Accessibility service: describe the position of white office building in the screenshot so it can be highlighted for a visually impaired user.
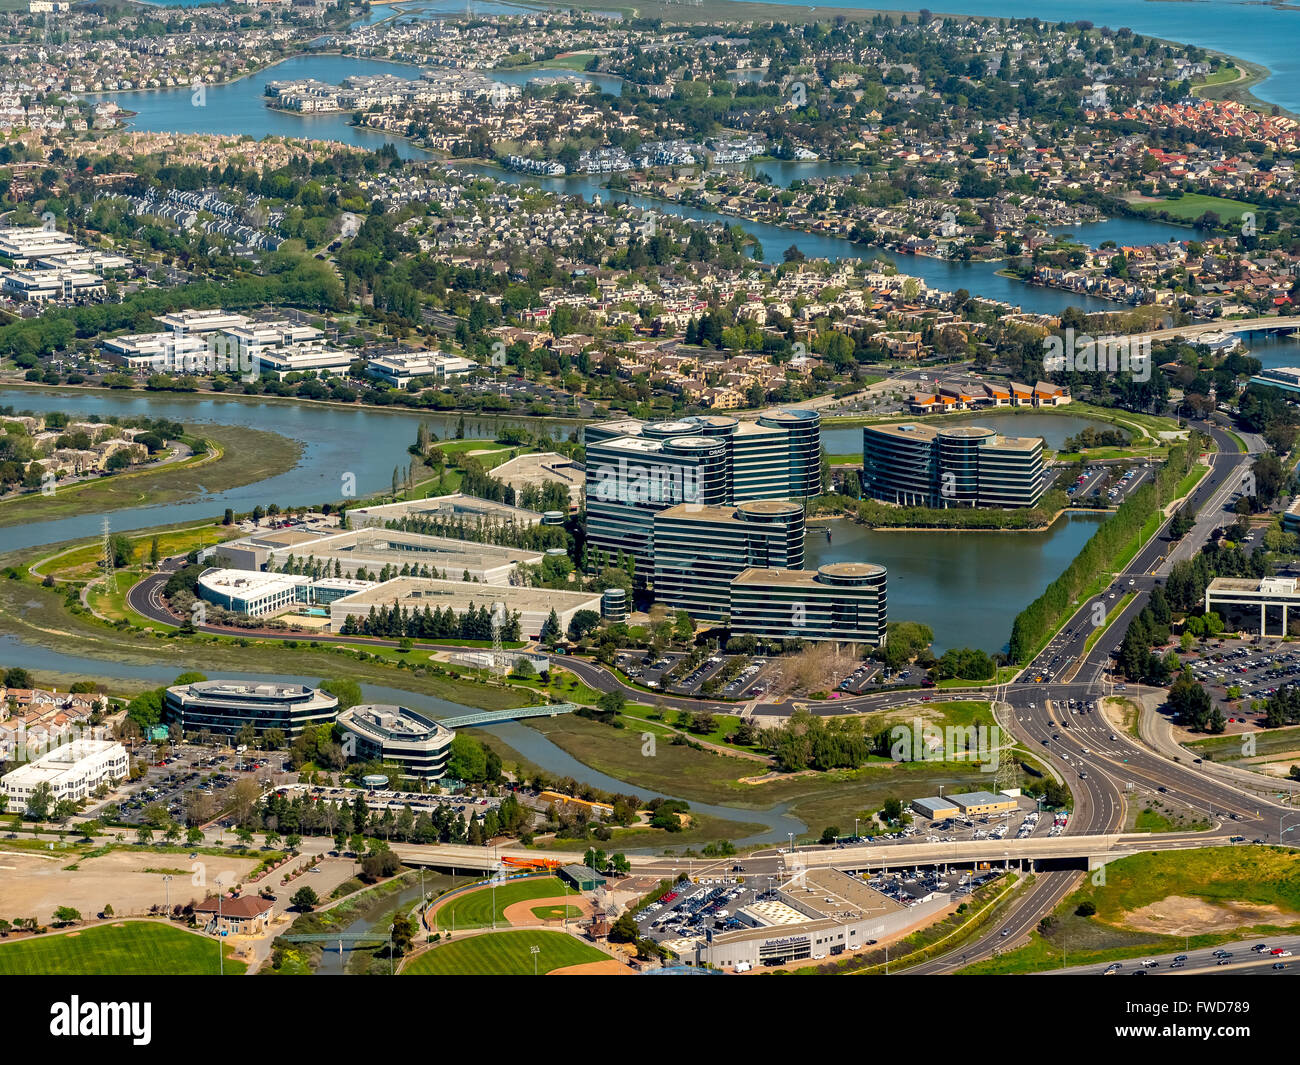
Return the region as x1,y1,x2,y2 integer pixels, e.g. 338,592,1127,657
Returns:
1,739,128,806
366,351,477,386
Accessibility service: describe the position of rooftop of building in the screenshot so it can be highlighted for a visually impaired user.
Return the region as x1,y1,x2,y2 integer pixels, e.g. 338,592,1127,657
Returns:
197,568,309,595
1208,576,1300,596
338,703,450,742
731,562,886,586
346,492,543,525
269,527,544,567
331,576,600,613
655,499,802,525
781,867,904,922
1,739,122,785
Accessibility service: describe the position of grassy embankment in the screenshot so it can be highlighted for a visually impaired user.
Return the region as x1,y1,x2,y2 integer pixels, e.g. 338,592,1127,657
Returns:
960,847,1300,974
522,699,1017,839
0,423,301,529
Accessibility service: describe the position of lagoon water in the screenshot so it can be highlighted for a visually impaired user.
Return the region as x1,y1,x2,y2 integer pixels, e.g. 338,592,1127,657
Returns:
804,512,1106,655
0,387,575,551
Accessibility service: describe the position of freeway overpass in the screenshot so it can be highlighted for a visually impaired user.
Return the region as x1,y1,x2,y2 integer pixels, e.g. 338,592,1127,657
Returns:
1132,315,1299,344
387,830,1246,876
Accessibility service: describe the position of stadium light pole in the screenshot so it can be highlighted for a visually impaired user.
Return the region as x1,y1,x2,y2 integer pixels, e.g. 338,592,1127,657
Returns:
531,943,540,976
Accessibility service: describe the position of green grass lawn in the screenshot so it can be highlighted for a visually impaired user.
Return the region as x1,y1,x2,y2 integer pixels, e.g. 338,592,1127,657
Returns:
0,922,244,975
432,876,568,930
1132,192,1256,223
404,929,609,975
961,847,1300,973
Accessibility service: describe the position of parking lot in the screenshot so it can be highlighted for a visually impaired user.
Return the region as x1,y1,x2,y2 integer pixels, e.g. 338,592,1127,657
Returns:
296,784,502,820
636,877,760,945
1065,462,1154,507
108,744,288,826
1182,638,1294,725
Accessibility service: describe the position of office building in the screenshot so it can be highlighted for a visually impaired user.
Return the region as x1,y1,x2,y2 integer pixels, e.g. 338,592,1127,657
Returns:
345,492,542,531
585,432,729,572
652,500,805,619
164,681,339,739
862,422,1047,508
366,350,477,386
327,576,601,638
1205,576,1300,637
583,408,821,573
728,562,887,645
336,703,455,779
197,569,311,616
1,739,128,806
258,527,544,585
1250,367,1300,397
196,568,375,617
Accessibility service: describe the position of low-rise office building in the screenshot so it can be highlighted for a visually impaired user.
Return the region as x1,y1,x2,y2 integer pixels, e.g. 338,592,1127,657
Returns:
196,568,375,617
366,350,477,386
652,500,805,620
345,492,543,531
336,703,455,779
862,422,1047,508
1205,575,1300,637
328,576,601,639
197,568,311,617
728,562,887,645
164,681,339,739
258,527,544,585
1,739,128,806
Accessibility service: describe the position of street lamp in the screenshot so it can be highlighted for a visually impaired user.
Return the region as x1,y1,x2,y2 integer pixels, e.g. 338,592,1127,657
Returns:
163,874,172,915
1279,810,1300,845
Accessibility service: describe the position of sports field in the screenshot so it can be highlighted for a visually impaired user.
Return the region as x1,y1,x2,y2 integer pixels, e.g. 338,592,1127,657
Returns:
0,922,246,975
433,876,569,930
403,930,608,975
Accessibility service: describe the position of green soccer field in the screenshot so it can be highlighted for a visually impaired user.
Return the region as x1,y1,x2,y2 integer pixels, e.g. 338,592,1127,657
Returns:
432,876,570,930
0,922,246,976
403,930,609,975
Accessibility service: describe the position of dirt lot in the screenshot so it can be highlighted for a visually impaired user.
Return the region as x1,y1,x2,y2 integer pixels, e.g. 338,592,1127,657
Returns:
1123,894,1290,936
0,847,260,923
